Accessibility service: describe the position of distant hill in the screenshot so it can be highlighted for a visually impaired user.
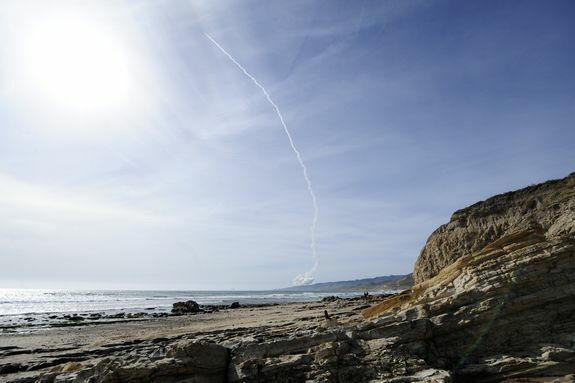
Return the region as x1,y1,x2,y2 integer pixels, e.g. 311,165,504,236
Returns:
278,274,413,293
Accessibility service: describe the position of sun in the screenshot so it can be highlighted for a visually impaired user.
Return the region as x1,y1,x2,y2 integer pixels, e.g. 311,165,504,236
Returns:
18,11,134,114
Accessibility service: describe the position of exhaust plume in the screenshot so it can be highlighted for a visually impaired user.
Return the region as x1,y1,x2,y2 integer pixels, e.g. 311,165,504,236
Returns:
205,33,318,286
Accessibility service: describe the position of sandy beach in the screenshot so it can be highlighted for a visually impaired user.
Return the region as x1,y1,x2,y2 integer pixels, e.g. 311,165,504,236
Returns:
0,298,375,382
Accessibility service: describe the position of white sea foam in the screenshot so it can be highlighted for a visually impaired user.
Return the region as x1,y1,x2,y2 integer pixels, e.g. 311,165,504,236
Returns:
0,289,377,317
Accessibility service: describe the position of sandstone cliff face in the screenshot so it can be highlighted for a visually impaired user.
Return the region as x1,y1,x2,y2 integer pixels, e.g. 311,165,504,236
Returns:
413,172,575,284
363,172,575,380
364,229,575,379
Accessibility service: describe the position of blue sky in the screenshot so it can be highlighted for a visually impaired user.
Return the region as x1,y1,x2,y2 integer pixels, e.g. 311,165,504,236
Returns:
0,0,573,289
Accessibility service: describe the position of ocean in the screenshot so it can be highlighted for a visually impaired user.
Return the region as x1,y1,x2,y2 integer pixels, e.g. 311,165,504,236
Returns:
0,288,381,318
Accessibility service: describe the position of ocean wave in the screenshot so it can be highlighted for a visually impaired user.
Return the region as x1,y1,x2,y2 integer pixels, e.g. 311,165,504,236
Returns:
0,289,375,316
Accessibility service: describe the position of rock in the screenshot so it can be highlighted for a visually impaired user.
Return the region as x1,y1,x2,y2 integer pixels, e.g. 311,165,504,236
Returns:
413,368,452,382
171,300,201,314
365,229,575,367
64,315,84,322
229,302,241,309
413,172,575,283
362,172,575,381
53,373,81,382
59,362,83,373
69,341,229,382
127,312,147,318
541,346,575,362
166,340,229,365
0,362,24,374
322,296,340,302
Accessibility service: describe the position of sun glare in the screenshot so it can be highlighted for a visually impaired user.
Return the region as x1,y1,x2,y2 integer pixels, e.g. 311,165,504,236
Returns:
18,11,134,114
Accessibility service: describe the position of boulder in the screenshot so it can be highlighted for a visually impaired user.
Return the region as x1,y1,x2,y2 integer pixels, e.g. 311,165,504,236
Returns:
172,300,201,314
69,341,229,383
321,296,340,302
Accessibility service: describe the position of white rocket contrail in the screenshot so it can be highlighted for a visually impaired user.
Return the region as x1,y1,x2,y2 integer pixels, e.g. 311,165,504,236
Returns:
205,33,318,286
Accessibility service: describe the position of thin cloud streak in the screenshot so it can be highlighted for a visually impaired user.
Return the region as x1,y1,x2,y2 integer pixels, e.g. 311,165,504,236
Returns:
204,33,319,286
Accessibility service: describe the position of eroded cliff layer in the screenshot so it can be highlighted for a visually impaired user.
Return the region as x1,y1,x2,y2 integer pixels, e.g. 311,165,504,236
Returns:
414,172,575,283
364,229,575,378
364,171,575,380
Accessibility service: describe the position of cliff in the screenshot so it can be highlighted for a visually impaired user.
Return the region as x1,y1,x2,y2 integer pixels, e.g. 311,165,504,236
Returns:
364,171,575,380
414,172,575,283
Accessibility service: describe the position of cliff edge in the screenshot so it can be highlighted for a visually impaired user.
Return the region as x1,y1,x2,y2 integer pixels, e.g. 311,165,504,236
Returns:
414,172,575,283
364,171,575,380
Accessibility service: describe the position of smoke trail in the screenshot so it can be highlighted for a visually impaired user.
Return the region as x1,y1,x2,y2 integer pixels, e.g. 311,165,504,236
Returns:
205,33,318,286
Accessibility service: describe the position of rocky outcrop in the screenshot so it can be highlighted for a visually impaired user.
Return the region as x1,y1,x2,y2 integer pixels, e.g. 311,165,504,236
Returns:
228,330,451,382
364,173,575,381
414,172,575,283
13,312,452,383
33,341,230,383
172,300,201,314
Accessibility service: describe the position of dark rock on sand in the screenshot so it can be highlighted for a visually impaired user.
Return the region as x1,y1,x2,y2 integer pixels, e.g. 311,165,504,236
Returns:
172,300,201,314
0,363,25,374
321,296,340,302
64,315,84,322
229,302,241,309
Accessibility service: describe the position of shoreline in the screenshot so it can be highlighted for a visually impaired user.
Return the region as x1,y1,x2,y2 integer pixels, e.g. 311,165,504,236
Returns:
0,302,284,335
0,295,386,382
0,289,386,317
0,290,392,334
0,295,372,333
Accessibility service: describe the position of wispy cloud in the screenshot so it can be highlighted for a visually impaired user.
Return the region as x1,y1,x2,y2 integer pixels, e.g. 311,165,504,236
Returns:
0,173,172,228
